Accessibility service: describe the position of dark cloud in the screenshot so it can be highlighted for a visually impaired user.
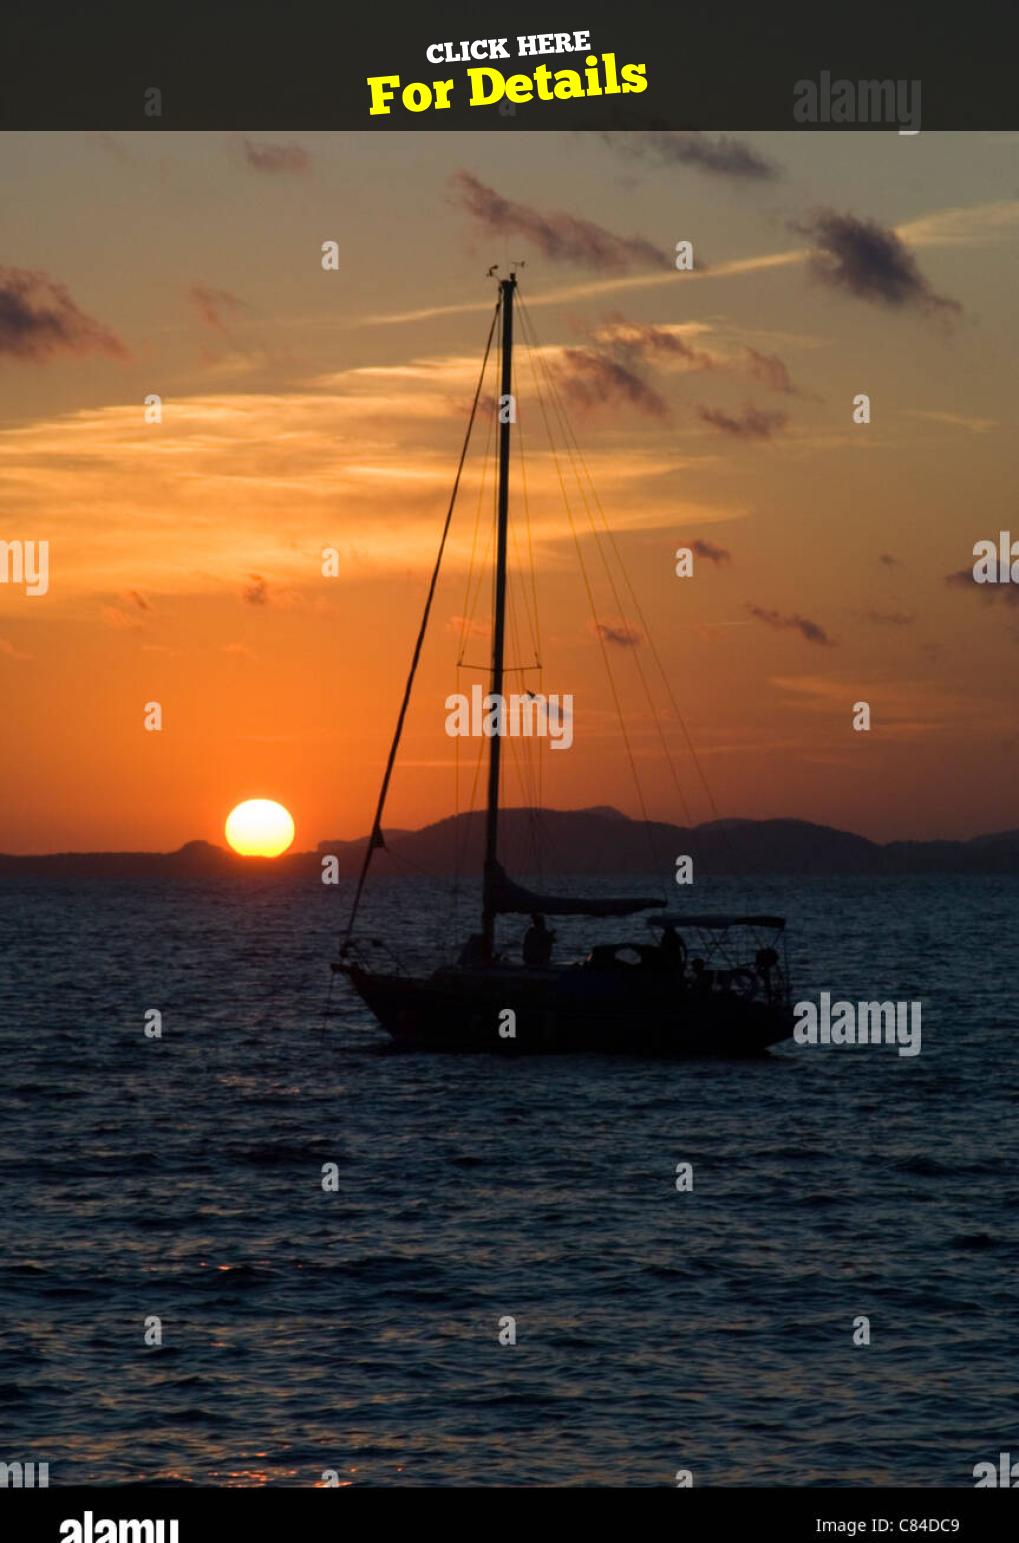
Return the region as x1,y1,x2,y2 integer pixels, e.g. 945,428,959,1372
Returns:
795,210,961,320
602,131,781,182
243,574,269,606
0,267,127,362
189,283,250,333
742,346,800,395
747,605,835,646
556,346,668,418
945,569,1019,606
242,139,310,175
594,621,642,647
878,553,900,567
698,403,788,439
603,314,802,396
448,171,667,273
689,539,731,564
602,315,716,372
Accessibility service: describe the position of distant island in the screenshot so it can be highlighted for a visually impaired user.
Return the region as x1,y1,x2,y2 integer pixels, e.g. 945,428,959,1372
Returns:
2,807,1019,876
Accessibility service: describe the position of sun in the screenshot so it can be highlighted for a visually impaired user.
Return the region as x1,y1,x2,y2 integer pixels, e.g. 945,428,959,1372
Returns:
225,798,295,857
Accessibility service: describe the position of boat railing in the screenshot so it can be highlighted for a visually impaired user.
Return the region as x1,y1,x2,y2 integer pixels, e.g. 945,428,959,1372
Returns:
336,936,409,977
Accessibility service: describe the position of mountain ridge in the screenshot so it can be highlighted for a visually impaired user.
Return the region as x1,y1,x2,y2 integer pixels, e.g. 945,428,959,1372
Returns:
2,808,1018,875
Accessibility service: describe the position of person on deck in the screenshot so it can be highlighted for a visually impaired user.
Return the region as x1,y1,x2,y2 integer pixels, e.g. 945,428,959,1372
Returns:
691,957,712,991
458,932,489,968
658,924,685,971
522,913,555,968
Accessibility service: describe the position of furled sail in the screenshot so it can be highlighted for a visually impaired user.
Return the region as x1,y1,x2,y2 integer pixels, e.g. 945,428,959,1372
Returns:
485,861,665,918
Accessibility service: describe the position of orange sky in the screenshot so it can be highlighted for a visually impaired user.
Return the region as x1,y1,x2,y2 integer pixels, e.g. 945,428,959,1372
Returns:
1,130,1017,852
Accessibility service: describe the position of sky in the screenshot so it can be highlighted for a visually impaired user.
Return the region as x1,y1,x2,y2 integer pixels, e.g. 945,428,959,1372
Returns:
1,129,1017,853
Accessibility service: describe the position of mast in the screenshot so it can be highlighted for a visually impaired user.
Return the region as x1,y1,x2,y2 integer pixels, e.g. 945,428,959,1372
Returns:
481,272,516,952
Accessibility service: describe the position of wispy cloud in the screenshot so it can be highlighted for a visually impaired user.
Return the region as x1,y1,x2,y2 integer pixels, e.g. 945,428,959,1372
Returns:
593,620,642,647
698,404,789,440
794,209,962,321
748,605,835,646
0,268,127,362
448,171,668,273
241,139,310,175
945,568,1019,607
189,283,251,334
600,130,781,183
362,197,1015,328
555,345,668,418
689,539,731,564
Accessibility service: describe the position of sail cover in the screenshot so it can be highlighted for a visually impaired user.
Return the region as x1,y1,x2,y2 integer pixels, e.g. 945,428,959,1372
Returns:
485,861,665,918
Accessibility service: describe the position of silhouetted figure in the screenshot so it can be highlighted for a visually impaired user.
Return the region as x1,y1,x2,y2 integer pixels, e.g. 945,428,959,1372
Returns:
522,913,555,968
458,932,488,968
691,957,711,992
659,924,685,971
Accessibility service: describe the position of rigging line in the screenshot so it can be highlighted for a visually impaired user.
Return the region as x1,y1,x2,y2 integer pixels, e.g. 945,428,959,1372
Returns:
517,348,545,819
518,295,739,886
533,313,726,829
456,376,497,662
506,412,542,670
341,297,500,950
521,300,695,837
518,305,663,893
506,595,543,832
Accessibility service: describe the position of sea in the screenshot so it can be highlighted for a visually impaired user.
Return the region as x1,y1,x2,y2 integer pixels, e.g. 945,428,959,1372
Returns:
1,873,1017,1487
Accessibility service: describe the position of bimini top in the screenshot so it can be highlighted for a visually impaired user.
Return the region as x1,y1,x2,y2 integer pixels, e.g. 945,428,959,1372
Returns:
647,913,786,930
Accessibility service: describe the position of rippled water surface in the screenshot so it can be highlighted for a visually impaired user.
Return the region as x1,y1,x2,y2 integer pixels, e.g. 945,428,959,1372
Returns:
1,874,1017,1486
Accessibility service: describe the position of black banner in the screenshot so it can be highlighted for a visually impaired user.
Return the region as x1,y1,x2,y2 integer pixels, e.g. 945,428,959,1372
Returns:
0,1,1013,130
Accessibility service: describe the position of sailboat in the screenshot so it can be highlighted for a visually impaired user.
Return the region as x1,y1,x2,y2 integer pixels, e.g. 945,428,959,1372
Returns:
333,271,793,1055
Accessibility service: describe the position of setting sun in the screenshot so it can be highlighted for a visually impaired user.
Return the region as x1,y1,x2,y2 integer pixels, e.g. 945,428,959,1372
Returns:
225,799,296,858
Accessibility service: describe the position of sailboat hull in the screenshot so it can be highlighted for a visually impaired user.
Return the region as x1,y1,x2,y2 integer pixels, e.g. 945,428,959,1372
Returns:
343,963,792,1057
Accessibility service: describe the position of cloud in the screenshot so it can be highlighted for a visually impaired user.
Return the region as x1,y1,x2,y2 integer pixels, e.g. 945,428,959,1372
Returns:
742,346,800,395
697,404,788,439
189,283,250,334
794,210,962,320
0,359,738,604
597,316,804,397
689,539,731,564
448,171,667,273
593,621,642,647
241,139,310,175
243,573,269,605
601,131,781,182
878,553,900,567
101,604,144,631
598,315,717,372
99,588,154,630
0,268,127,363
555,346,668,417
747,605,835,646
945,569,1019,607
